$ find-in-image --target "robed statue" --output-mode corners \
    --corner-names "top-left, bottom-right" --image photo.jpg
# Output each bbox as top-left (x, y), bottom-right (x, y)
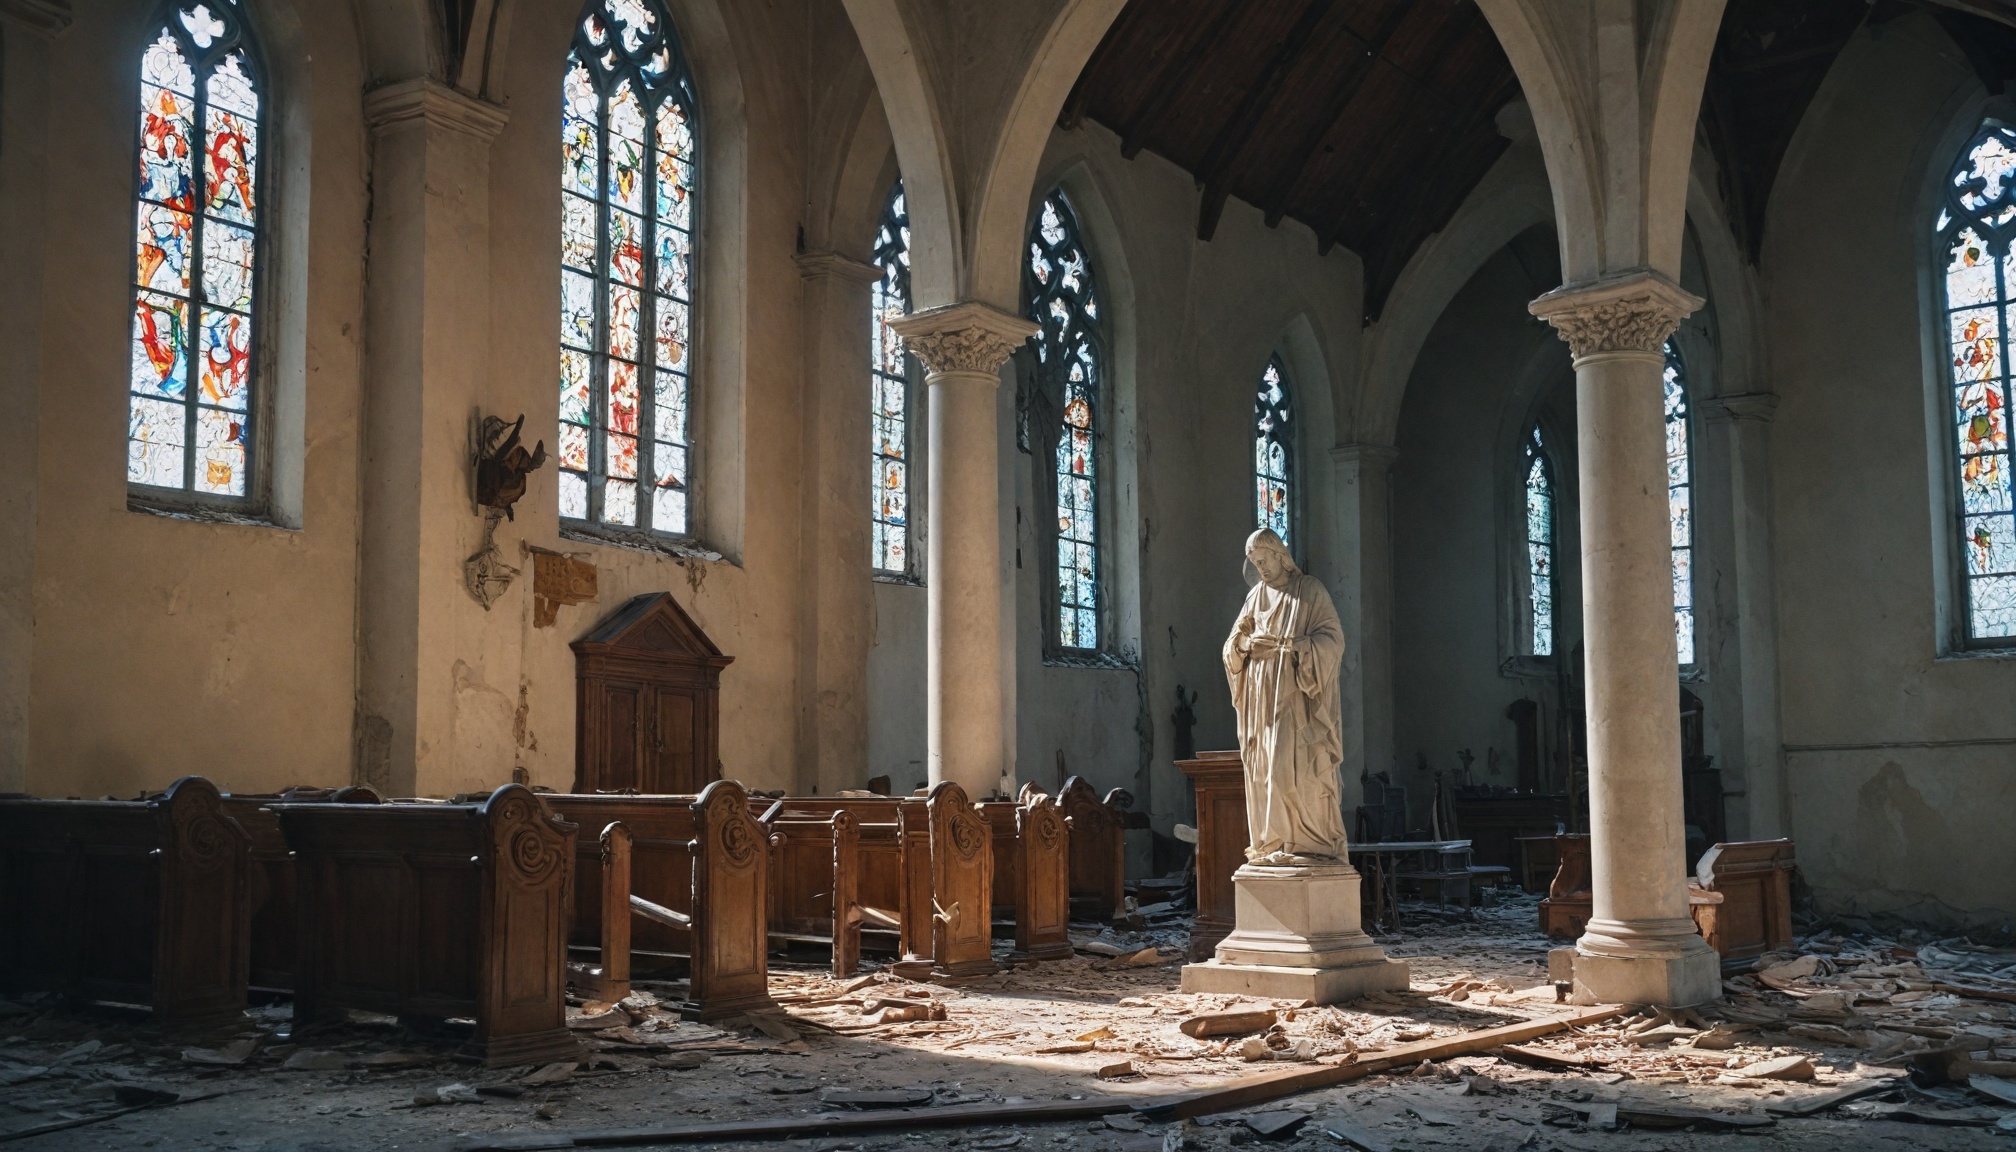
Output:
top-left (1222, 528), bottom-right (1351, 865)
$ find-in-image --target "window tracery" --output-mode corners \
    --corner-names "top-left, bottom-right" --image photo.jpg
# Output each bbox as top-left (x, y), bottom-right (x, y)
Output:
top-left (1665, 342), bottom-right (1696, 664)
top-left (558, 0), bottom-right (699, 536)
top-left (1936, 121), bottom-right (2016, 642)
top-left (871, 182), bottom-right (912, 575)
top-left (1254, 357), bottom-right (1293, 553)
top-left (1025, 192), bottom-right (1103, 652)
top-left (1524, 425), bottom-right (1556, 657)
top-left (129, 0), bottom-right (264, 500)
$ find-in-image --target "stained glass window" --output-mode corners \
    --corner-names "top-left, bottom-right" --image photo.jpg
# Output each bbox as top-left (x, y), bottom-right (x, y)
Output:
top-left (129, 1), bottom-right (263, 500)
top-left (1025, 191), bottom-right (1103, 651)
top-left (1254, 357), bottom-right (1293, 552)
top-left (871, 181), bottom-right (912, 575)
top-left (559, 0), bottom-right (698, 536)
top-left (1936, 121), bottom-right (2016, 642)
top-left (1524, 425), bottom-right (1556, 657)
top-left (1665, 342), bottom-right (1696, 664)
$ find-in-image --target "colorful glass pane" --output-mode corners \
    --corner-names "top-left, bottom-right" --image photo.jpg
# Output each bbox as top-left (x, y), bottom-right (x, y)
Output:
top-left (128, 3), bottom-right (260, 499)
top-left (1937, 121), bottom-right (2016, 640)
top-left (1254, 357), bottom-right (1294, 551)
top-left (870, 182), bottom-right (912, 574)
top-left (1664, 343), bottom-right (1696, 664)
top-left (559, 0), bottom-right (697, 534)
top-left (1525, 426), bottom-right (1555, 657)
top-left (1026, 189), bottom-right (1103, 649)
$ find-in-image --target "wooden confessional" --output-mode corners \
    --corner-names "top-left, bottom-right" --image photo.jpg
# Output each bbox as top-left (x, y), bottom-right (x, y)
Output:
top-left (572, 592), bottom-right (732, 794)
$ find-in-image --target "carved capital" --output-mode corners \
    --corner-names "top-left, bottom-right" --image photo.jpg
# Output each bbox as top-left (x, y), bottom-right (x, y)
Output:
top-left (365, 78), bottom-right (509, 142)
top-left (888, 302), bottom-right (1037, 377)
top-left (1700, 392), bottom-right (1780, 424)
top-left (793, 250), bottom-right (881, 284)
top-left (1529, 270), bottom-right (1703, 362)
top-left (0, 0), bottom-right (72, 36)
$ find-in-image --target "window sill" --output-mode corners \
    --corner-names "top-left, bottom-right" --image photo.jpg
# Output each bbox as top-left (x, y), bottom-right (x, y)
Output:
top-left (128, 495), bottom-right (293, 531)
top-left (873, 572), bottom-right (924, 588)
top-left (560, 524), bottom-right (726, 563)
top-left (1936, 645), bottom-right (2016, 663)
top-left (1043, 651), bottom-right (1136, 671)
top-left (1499, 655), bottom-right (1559, 680)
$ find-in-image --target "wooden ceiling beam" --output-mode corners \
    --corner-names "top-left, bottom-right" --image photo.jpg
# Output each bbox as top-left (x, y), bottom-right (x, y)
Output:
top-left (1260, 3), bottom-right (1414, 229)
top-left (1194, 0), bottom-right (1337, 242)
top-left (1117, 0), bottom-right (1249, 161)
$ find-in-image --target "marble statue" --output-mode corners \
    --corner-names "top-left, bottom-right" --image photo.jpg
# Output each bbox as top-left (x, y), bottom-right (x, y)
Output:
top-left (1222, 528), bottom-right (1351, 865)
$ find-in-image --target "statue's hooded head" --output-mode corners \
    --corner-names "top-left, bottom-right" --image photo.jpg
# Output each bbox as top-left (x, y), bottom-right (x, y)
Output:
top-left (1243, 528), bottom-right (1298, 590)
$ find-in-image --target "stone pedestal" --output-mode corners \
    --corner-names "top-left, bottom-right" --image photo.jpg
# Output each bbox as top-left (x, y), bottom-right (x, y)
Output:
top-left (1180, 862), bottom-right (1409, 1002)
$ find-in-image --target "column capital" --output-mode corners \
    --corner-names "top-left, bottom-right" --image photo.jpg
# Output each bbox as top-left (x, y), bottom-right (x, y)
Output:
top-left (1700, 392), bottom-right (1780, 424)
top-left (889, 302), bottom-right (1037, 377)
top-left (365, 78), bottom-right (509, 142)
top-left (794, 250), bottom-right (881, 284)
top-left (0, 0), bottom-right (71, 36)
top-left (1529, 270), bottom-right (1703, 363)
top-left (1328, 443), bottom-right (1399, 473)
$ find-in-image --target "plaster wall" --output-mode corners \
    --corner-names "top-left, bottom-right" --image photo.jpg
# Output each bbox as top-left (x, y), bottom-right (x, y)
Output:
top-left (1761, 13), bottom-right (2016, 926)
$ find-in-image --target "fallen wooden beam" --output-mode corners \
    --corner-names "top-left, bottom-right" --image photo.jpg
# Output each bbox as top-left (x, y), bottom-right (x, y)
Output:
top-left (1138, 1005), bottom-right (1629, 1121)
top-left (448, 1097), bottom-right (1139, 1150)
top-left (1932, 982), bottom-right (2016, 1006)
top-left (1493, 1042), bottom-right (1605, 1069)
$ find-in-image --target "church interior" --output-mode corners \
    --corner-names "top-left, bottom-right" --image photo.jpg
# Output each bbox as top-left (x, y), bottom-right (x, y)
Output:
top-left (4, 0), bottom-right (2016, 1146)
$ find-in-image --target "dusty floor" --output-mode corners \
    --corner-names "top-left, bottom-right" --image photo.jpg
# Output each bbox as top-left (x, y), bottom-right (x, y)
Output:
top-left (4, 894), bottom-right (2014, 1151)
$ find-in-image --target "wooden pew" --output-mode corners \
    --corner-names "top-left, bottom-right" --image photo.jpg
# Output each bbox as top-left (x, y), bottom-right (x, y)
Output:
top-left (1688, 839), bottom-right (1796, 959)
top-left (927, 782), bottom-right (995, 977)
top-left (978, 795), bottom-right (1071, 961)
top-left (758, 796), bottom-right (928, 961)
top-left (569, 821), bottom-right (632, 1002)
top-left (1057, 776), bottom-right (1127, 922)
top-left (544, 781), bottom-right (776, 1021)
top-left (1538, 833), bottom-right (1591, 940)
top-left (0, 776), bottom-right (250, 1027)
top-left (757, 806), bottom-right (862, 977)
top-left (275, 784), bottom-right (580, 1066)
top-left (220, 785), bottom-right (382, 992)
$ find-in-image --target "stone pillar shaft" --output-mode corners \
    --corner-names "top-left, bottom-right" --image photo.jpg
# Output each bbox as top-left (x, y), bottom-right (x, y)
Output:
top-left (1702, 393), bottom-right (1785, 840)
top-left (888, 304), bottom-right (1035, 798)
top-left (1329, 444), bottom-right (1398, 801)
top-left (1532, 271), bottom-right (1719, 1006)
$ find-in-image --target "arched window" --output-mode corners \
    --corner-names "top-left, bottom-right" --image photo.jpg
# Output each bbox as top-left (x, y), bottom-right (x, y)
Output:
top-left (1524, 424), bottom-right (1556, 657)
top-left (1935, 122), bottom-right (2016, 643)
top-left (558, 0), bottom-right (699, 536)
top-left (1024, 191), bottom-right (1104, 652)
top-left (1254, 356), bottom-right (1293, 553)
top-left (871, 181), bottom-right (912, 576)
top-left (129, 0), bottom-right (264, 500)
top-left (1665, 341), bottom-right (1696, 664)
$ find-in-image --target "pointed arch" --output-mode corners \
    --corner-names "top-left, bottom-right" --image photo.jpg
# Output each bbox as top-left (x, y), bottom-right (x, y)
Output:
top-left (127, 0), bottom-right (268, 504)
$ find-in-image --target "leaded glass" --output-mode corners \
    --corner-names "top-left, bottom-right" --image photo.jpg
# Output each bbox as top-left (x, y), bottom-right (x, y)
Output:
top-left (559, 0), bottom-right (699, 536)
top-left (1937, 122), bottom-right (2016, 641)
top-left (1524, 425), bottom-right (1555, 657)
top-left (129, 5), bottom-right (262, 499)
top-left (1665, 342), bottom-right (1696, 664)
top-left (1025, 191), bottom-right (1103, 651)
top-left (871, 181), bottom-right (913, 575)
top-left (1254, 357), bottom-right (1293, 552)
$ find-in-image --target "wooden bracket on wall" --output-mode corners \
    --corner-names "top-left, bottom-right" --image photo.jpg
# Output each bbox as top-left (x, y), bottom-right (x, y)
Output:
top-left (531, 549), bottom-right (598, 627)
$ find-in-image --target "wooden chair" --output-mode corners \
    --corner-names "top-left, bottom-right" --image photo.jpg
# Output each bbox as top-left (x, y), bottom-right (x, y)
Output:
top-left (544, 782), bottom-right (777, 1021)
top-left (1538, 833), bottom-right (1592, 940)
top-left (1688, 839), bottom-right (1795, 959)
top-left (275, 784), bottom-right (580, 1066)
top-left (0, 776), bottom-right (250, 1027)
top-left (220, 785), bottom-right (382, 992)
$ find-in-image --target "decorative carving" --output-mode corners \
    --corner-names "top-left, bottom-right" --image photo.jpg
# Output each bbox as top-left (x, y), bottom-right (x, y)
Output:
top-left (950, 809), bottom-right (986, 860)
top-left (718, 810), bottom-right (760, 869)
top-left (464, 512), bottom-right (519, 609)
top-left (888, 302), bottom-right (1037, 376)
top-left (166, 777), bottom-right (240, 871)
top-left (1529, 271), bottom-right (1704, 361)
top-left (532, 551), bottom-right (598, 627)
top-left (490, 787), bottom-right (567, 887)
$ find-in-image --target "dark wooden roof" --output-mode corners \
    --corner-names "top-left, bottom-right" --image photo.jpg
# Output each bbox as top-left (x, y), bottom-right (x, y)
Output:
top-left (1063, 0), bottom-right (2016, 319)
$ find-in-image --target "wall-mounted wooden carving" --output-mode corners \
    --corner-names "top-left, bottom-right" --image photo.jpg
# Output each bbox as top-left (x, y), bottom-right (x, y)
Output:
top-left (572, 592), bottom-right (732, 794)
top-left (533, 551), bottom-right (599, 627)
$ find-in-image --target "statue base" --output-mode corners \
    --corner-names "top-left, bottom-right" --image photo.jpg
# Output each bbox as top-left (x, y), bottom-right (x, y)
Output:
top-left (1181, 861), bottom-right (1410, 1003)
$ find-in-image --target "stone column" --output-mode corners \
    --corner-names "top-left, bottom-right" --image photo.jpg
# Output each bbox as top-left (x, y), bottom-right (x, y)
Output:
top-left (355, 80), bottom-right (510, 798)
top-left (793, 251), bottom-right (882, 795)
top-left (1329, 443), bottom-right (1399, 805)
top-left (887, 303), bottom-right (1035, 798)
top-left (1530, 271), bottom-right (1720, 1008)
top-left (0, 0), bottom-right (69, 792)
top-left (1700, 392), bottom-right (1784, 840)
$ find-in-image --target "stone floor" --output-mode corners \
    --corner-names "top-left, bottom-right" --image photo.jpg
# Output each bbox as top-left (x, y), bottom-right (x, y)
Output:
top-left (3, 895), bottom-right (2012, 1151)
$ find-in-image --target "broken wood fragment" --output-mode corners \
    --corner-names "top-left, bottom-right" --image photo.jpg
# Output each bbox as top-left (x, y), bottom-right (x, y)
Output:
top-left (1492, 1043), bottom-right (1603, 1069)
top-left (1318, 1116), bottom-right (1392, 1152)
top-left (1764, 1077), bottom-right (1900, 1116)
top-left (1179, 1009), bottom-right (1276, 1039)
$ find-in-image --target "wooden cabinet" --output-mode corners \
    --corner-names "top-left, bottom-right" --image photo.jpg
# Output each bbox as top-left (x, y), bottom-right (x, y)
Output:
top-left (1177, 750), bottom-right (1245, 961)
top-left (573, 592), bottom-right (732, 795)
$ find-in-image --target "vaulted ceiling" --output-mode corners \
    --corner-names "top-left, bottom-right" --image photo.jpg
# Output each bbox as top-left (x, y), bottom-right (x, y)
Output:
top-left (1062, 0), bottom-right (2016, 321)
